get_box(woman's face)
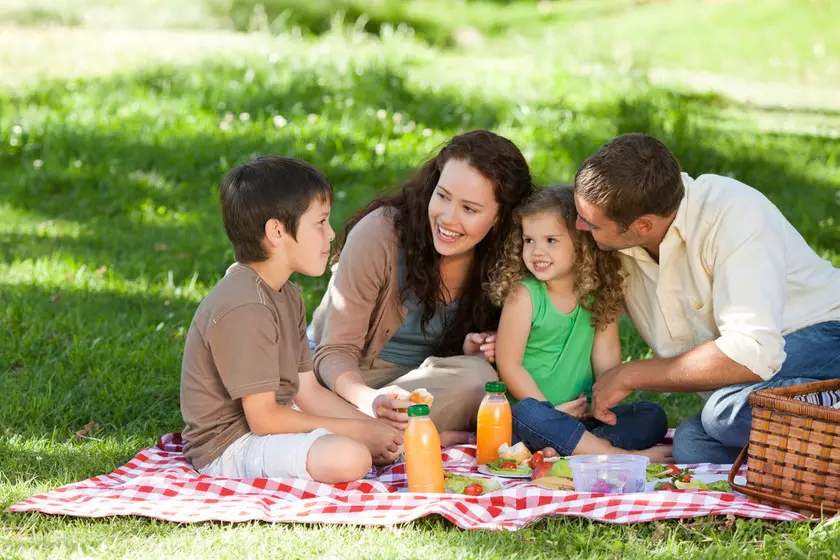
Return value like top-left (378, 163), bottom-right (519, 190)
top-left (428, 159), bottom-right (500, 259)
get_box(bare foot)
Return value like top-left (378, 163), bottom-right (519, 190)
top-left (440, 431), bottom-right (476, 448)
top-left (637, 444), bottom-right (674, 464)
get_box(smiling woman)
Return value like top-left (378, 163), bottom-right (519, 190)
top-left (309, 130), bottom-right (534, 445)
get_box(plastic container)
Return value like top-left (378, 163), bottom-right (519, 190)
top-left (476, 381), bottom-right (512, 465)
top-left (404, 404), bottom-right (445, 493)
top-left (568, 454), bottom-right (649, 494)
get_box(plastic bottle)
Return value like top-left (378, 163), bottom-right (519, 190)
top-left (404, 404), bottom-right (445, 493)
top-left (476, 381), bottom-right (512, 465)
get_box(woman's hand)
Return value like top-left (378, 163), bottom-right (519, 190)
top-left (463, 331), bottom-right (496, 363)
top-left (554, 393), bottom-right (590, 419)
top-left (371, 388), bottom-right (412, 430)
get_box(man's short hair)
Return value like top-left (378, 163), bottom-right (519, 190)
top-left (219, 156), bottom-right (334, 262)
top-left (574, 133), bottom-right (684, 229)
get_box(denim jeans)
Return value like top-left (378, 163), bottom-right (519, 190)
top-left (673, 321), bottom-right (840, 464)
top-left (511, 398), bottom-right (668, 456)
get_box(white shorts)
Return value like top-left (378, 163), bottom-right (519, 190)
top-left (200, 429), bottom-right (331, 480)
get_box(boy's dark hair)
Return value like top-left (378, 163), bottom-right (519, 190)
top-left (219, 156), bottom-right (334, 262)
top-left (574, 133), bottom-right (684, 229)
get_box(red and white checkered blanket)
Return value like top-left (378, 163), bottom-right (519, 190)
top-left (7, 433), bottom-right (810, 529)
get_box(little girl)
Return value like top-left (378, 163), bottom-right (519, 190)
top-left (489, 185), bottom-right (671, 462)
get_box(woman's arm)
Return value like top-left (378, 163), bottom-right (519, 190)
top-left (590, 318), bottom-right (621, 377)
top-left (495, 285), bottom-right (547, 401)
top-left (311, 211), bottom-right (397, 412)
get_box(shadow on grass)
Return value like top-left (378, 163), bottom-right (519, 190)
top-left (0, 282), bottom-right (191, 440)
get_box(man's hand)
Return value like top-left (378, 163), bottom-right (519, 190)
top-left (352, 418), bottom-right (403, 465)
top-left (371, 389), bottom-right (411, 430)
top-left (590, 363), bottom-right (633, 425)
top-left (554, 393), bottom-right (589, 419)
top-left (463, 331), bottom-right (496, 363)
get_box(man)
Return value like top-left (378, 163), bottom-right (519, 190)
top-left (573, 133), bottom-right (840, 464)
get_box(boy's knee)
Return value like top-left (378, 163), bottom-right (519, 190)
top-left (307, 435), bottom-right (371, 483)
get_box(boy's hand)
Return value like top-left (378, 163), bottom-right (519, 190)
top-left (354, 419), bottom-right (403, 465)
top-left (463, 331), bottom-right (496, 363)
top-left (554, 393), bottom-right (589, 419)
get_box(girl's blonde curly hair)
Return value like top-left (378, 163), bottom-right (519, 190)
top-left (486, 185), bottom-right (625, 331)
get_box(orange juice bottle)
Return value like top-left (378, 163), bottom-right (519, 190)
top-left (476, 381), bottom-right (512, 465)
top-left (404, 404), bottom-right (445, 493)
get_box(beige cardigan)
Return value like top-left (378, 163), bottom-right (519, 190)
top-left (310, 207), bottom-right (408, 388)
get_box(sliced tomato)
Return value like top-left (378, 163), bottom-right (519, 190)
top-left (679, 473), bottom-right (693, 483)
top-left (499, 462), bottom-right (518, 470)
top-left (664, 465), bottom-right (681, 477)
top-left (464, 483), bottom-right (483, 496)
top-left (528, 452), bottom-right (544, 469)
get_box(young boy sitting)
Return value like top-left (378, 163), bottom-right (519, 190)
top-left (180, 156), bottom-right (403, 483)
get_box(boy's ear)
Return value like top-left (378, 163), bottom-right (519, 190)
top-left (264, 218), bottom-right (287, 249)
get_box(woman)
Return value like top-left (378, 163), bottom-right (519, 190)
top-left (310, 130), bottom-right (534, 446)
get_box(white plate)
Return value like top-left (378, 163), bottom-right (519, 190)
top-left (477, 465), bottom-right (532, 479)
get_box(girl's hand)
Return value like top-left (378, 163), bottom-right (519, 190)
top-left (463, 331), bottom-right (496, 363)
top-left (554, 393), bottom-right (589, 419)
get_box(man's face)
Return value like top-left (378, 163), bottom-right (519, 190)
top-left (574, 194), bottom-right (638, 251)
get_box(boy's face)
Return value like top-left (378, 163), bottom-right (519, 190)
top-left (284, 196), bottom-right (335, 277)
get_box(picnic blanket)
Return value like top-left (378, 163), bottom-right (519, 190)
top-left (7, 433), bottom-right (812, 529)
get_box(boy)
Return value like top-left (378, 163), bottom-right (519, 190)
top-left (180, 156), bottom-right (403, 483)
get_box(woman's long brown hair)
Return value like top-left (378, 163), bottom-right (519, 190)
top-left (333, 130), bottom-right (534, 355)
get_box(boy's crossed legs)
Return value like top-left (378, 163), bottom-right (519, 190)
top-left (202, 429), bottom-right (373, 483)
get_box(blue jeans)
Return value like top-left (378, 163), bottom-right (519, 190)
top-left (511, 398), bottom-right (668, 456)
top-left (673, 321), bottom-right (840, 464)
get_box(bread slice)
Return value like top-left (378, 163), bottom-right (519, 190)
top-left (497, 441), bottom-right (531, 464)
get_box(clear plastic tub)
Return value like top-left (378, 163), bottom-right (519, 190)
top-left (567, 454), bottom-right (649, 494)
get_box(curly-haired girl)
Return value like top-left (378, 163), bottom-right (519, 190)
top-left (490, 185), bottom-right (672, 462)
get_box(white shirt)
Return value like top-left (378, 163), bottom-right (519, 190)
top-left (620, 173), bottom-right (840, 381)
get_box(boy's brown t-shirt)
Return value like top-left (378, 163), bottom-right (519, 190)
top-left (180, 262), bottom-right (312, 471)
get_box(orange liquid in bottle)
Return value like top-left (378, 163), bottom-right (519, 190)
top-left (404, 410), bottom-right (445, 493)
top-left (476, 399), bottom-right (512, 465)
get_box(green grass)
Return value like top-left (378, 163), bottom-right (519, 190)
top-left (2, 1), bottom-right (840, 557)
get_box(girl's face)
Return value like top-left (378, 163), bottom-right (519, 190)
top-left (428, 159), bottom-right (500, 259)
top-left (521, 211), bottom-right (576, 282)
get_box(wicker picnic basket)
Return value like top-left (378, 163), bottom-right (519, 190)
top-left (728, 379), bottom-right (840, 516)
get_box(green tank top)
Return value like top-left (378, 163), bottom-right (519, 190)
top-left (519, 276), bottom-right (595, 406)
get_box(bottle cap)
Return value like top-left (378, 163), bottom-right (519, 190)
top-left (485, 381), bottom-right (506, 393)
top-left (407, 404), bottom-right (430, 417)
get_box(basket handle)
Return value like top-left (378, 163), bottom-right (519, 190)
top-left (727, 444), bottom-right (749, 492)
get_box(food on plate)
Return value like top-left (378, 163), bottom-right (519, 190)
top-left (464, 483), bottom-right (483, 496)
top-left (443, 472), bottom-right (503, 495)
top-left (531, 475), bottom-right (575, 491)
top-left (497, 442), bottom-right (531, 464)
top-left (648, 464), bottom-right (733, 492)
top-left (528, 451), bottom-right (544, 469)
top-left (486, 458), bottom-right (532, 477)
top-left (532, 457), bottom-right (573, 480)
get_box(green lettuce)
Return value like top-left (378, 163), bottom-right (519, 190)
top-left (443, 472), bottom-right (503, 494)
top-left (486, 459), bottom-right (532, 477)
